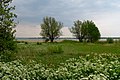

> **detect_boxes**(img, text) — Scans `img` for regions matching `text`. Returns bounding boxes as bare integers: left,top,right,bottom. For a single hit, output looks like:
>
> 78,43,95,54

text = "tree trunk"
78,37,83,42
78,38,82,42
50,37,54,42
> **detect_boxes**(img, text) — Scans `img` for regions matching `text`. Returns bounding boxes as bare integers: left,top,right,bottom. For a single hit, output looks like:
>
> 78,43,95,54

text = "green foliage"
107,38,114,43
16,41,21,43
24,41,28,44
40,16,63,42
82,20,101,42
47,45,63,54
37,42,42,45
0,50,15,62
16,41,29,44
70,20,101,43
70,20,83,42
0,54,120,80
0,0,17,62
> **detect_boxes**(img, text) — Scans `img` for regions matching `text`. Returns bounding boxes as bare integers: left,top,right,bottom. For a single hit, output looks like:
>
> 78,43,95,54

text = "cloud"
12,0,120,37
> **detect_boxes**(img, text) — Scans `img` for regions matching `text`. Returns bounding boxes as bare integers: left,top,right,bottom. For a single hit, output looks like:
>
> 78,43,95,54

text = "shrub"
16,41,21,43
16,41,25,44
37,42,42,45
0,50,15,62
107,38,114,43
45,39,49,42
24,42,28,44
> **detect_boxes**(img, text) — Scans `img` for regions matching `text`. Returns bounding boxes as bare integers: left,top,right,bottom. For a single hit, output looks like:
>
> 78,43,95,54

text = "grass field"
15,40,120,67
1,40,120,79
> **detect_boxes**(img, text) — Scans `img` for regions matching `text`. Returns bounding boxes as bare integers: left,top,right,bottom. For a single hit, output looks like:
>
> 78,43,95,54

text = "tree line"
40,16,101,43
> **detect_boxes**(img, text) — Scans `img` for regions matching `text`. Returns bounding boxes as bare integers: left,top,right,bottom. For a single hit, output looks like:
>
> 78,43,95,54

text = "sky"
12,0,120,37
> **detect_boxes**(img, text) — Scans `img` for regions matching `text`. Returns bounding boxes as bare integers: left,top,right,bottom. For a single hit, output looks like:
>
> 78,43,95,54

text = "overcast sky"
12,0,120,37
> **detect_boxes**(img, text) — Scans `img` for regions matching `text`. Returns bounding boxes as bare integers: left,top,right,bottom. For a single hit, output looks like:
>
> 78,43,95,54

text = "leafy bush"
16,41,21,43
0,50,15,62
16,41,25,44
24,42,28,44
47,45,63,54
0,53,120,80
107,38,114,43
37,42,42,45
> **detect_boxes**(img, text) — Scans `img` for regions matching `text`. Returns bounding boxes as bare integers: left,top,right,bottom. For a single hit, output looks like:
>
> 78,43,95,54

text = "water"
16,37,120,42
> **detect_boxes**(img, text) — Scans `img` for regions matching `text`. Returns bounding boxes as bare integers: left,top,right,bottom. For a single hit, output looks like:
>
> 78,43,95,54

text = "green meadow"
15,40,120,66
1,40,120,79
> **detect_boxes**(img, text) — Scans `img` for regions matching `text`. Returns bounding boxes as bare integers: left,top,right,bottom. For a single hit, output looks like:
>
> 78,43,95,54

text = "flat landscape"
15,40,120,66
1,40,120,79
1,0,120,79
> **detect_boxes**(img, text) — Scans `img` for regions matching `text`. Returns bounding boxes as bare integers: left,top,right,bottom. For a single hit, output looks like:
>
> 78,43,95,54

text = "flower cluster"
0,53,120,80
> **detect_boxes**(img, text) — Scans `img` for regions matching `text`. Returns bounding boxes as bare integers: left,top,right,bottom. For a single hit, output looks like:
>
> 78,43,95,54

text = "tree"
82,20,101,42
70,20,84,42
0,0,17,61
70,20,101,42
40,16,63,42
